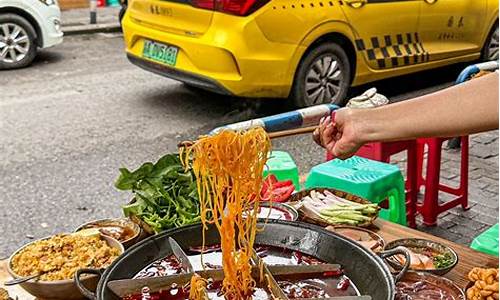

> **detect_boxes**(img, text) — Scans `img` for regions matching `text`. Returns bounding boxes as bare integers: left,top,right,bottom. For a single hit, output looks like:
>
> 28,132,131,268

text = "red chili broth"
124,245,358,299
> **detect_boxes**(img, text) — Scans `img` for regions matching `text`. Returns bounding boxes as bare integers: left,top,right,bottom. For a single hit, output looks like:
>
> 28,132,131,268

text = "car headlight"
53,19,61,32
38,0,57,5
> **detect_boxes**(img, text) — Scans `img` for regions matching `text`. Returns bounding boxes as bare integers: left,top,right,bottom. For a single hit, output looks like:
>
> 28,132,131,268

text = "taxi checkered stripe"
355,33,430,69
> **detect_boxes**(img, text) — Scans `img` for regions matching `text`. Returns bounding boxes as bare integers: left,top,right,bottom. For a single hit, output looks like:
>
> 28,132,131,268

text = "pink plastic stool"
326,140,418,228
416,136,469,226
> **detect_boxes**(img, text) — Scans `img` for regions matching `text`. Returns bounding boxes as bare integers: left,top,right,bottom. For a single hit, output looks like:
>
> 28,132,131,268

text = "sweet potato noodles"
181,128,272,300
189,274,209,300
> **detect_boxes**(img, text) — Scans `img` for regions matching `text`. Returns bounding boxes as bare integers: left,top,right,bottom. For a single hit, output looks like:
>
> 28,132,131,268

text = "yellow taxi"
122,0,498,107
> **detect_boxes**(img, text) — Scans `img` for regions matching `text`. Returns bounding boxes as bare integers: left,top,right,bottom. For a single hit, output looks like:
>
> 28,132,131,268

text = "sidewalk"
393,131,499,245
61,6,121,35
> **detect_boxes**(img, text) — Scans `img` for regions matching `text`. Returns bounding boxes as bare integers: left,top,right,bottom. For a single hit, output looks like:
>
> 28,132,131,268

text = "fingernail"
320,117,325,123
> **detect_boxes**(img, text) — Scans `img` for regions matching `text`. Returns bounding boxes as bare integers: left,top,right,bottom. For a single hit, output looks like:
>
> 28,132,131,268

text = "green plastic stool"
305,156,407,225
263,151,300,190
107,0,120,6
471,223,499,257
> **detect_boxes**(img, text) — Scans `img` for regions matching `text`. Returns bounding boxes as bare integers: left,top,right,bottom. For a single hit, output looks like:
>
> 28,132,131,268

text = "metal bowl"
7,234,124,300
397,271,465,300
325,225,385,253
256,201,299,221
75,218,141,248
385,238,458,275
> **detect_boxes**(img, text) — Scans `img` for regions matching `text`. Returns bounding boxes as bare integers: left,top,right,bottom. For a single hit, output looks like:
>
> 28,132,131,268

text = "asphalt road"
0,33,470,258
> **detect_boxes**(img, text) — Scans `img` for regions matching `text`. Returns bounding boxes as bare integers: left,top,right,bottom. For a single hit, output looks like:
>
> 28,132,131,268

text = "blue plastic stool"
263,151,300,190
305,156,407,225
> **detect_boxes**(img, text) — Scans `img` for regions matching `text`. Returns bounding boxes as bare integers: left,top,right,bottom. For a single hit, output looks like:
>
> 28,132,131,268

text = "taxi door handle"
424,0,437,4
344,0,367,8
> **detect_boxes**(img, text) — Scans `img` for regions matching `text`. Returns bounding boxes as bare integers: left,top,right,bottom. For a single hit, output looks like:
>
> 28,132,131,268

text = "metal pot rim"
95,220,398,299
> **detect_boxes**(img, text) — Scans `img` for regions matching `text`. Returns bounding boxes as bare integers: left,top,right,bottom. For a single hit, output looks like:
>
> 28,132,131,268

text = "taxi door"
418,0,488,61
340,0,421,70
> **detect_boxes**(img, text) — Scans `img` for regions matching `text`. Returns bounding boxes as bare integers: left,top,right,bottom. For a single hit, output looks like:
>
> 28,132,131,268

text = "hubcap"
0,23,30,64
487,27,499,61
304,55,344,105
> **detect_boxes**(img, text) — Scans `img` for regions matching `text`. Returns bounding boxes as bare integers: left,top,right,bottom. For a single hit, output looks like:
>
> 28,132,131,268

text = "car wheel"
482,22,499,61
289,43,351,107
119,5,127,24
0,14,37,70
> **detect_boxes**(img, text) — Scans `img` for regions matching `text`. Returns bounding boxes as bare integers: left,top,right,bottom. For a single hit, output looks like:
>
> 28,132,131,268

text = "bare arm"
314,72,499,159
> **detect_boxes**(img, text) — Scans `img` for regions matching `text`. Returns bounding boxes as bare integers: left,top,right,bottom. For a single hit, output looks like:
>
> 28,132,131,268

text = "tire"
481,21,499,61
289,42,351,107
0,14,37,70
119,5,127,24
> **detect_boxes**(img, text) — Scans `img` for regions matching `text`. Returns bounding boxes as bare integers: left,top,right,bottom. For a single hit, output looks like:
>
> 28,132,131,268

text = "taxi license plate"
142,40,178,66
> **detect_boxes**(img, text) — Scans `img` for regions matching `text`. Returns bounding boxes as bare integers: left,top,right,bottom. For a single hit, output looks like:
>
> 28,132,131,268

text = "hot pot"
76,220,409,300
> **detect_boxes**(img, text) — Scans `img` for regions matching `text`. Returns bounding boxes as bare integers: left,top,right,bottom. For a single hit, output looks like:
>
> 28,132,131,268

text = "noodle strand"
181,128,271,300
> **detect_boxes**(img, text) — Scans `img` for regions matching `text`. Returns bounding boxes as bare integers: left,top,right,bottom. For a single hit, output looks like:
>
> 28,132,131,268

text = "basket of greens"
115,153,200,235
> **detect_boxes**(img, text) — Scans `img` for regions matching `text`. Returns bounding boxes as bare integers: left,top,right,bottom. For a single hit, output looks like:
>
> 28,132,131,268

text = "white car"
0,0,63,69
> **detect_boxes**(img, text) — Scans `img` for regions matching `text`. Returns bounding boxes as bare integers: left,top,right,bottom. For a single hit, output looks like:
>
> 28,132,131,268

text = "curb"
62,23,122,36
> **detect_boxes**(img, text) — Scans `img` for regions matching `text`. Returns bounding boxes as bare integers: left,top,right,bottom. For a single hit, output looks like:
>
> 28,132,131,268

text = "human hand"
312,109,365,160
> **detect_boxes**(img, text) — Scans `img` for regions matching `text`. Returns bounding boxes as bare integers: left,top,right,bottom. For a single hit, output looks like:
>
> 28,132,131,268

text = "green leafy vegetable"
115,153,201,233
433,252,454,269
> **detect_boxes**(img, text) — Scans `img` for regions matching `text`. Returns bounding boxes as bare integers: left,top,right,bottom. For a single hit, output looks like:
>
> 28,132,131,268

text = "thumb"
331,136,357,160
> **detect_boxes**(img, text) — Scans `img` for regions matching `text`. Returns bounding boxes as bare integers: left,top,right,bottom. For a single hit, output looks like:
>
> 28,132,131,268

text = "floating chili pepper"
323,269,344,277
337,277,350,290
293,251,303,264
